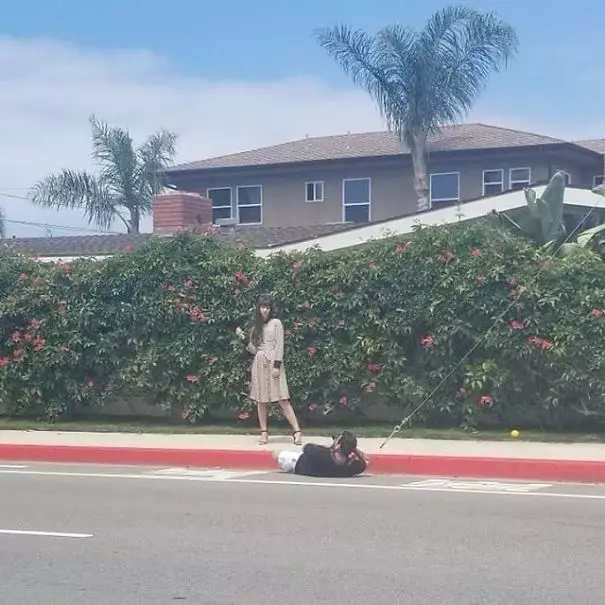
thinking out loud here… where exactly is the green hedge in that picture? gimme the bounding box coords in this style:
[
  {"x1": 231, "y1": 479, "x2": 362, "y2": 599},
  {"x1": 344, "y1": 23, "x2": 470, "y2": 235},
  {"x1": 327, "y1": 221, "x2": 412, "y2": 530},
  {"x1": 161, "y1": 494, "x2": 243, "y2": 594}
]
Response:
[{"x1": 1, "y1": 220, "x2": 605, "y2": 430}]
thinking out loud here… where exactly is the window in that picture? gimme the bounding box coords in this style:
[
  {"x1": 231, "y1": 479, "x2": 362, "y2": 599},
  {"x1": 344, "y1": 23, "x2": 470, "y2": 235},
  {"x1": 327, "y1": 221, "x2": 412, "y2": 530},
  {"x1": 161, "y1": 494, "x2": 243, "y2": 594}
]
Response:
[
  {"x1": 306, "y1": 181, "x2": 324, "y2": 203},
  {"x1": 342, "y1": 178, "x2": 371, "y2": 223},
  {"x1": 594, "y1": 175, "x2": 604, "y2": 187},
  {"x1": 236, "y1": 185, "x2": 262, "y2": 224},
  {"x1": 429, "y1": 172, "x2": 460, "y2": 206},
  {"x1": 207, "y1": 188, "x2": 232, "y2": 224},
  {"x1": 483, "y1": 169, "x2": 504, "y2": 197},
  {"x1": 555, "y1": 170, "x2": 571, "y2": 185},
  {"x1": 509, "y1": 168, "x2": 531, "y2": 190}
]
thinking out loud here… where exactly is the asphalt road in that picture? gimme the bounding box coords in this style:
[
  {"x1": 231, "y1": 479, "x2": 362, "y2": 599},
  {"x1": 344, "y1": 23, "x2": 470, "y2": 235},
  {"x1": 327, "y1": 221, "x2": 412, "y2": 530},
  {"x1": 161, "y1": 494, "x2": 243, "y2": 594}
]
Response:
[{"x1": 1, "y1": 463, "x2": 605, "y2": 604}]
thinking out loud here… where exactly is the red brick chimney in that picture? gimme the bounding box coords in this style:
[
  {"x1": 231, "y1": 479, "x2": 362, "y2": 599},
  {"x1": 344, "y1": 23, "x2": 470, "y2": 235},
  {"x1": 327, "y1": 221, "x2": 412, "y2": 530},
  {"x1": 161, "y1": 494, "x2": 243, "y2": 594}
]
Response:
[{"x1": 152, "y1": 191, "x2": 213, "y2": 235}]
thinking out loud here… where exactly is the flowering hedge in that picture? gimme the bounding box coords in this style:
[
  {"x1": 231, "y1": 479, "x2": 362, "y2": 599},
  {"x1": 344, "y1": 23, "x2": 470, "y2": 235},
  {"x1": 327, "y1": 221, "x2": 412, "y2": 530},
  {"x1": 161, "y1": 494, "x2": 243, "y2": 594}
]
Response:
[{"x1": 1, "y1": 220, "x2": 605, "y2": 430}]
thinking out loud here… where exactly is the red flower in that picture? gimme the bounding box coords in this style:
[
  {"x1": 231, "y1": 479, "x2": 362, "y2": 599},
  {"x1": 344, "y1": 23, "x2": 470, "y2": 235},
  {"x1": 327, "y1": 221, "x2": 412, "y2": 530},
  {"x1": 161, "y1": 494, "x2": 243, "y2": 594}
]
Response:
[
  {"x1": 367, "y1": 362, "x2": 381, "y2": 374},
  {"x1": 237, "y1": 411, "x2": 250, "y2": 421},
  {"x1": 591, "y1": 308, "x2": 604, "y2": 318},
  {"x1": 527, "y1": 336, "x2": 553, "y2": 350},
  {"x1": 308, "y1": 404, "x2": 318, "y2": 412},
  {"x1": 0, "y1": 357, "x2": 9, "y2": 367},
  {"x1": 478, "y1": 394, "x2": 493, "y2": 406},
  {"x1": 471, "y1": 248, "x2": 481, "y2": 256},
  {"x1": 307, "y1": 344, "x2": 317, "y2": 358},
  {"x1": 291, "y1": 260, "x2": 303, "y2": 269},
  {"x1": 232, "y1": 272, "x2": 250, "y2": 286},
  {"x1": 339, "y1": 396, "x2": 348, "y2": 407},
  {"x1": 396, "y1": 242, "x2": 411, "y2": 254},
  {"x1": 420, "y1": 335, "x2": 434, "y2": 348},
  {"x1": 188, "y1": 306, "x2": 209, "y2": 323},
  {"x1": 437, "y1": 250, "x2": 455, "y2": 263},
  {"x1": 186, "y1": 374, "x2": 199, "y2": 383},
  {"x1": 11, "y1": 331, "x2": 21, "y2": 344},
  {"x1": 32, "y1": 336, "x2": 46, "y2": 351},
  {"x1": 509, "y1": 319, "x2": 525, "y2": 331},
  {"x1": 13, "y1": 349, "x2": 24, "y2": 361}
]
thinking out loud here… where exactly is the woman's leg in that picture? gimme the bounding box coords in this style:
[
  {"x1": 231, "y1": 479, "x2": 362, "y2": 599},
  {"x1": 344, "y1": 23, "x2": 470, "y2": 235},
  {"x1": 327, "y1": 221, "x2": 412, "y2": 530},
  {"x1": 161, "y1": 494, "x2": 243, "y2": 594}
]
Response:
[
  {"x1": 279, "y1": 399, "x2": 302, "y2": 444},
  {"x1": 257, "y1": 402, "x2": 269, "y2": 444}
]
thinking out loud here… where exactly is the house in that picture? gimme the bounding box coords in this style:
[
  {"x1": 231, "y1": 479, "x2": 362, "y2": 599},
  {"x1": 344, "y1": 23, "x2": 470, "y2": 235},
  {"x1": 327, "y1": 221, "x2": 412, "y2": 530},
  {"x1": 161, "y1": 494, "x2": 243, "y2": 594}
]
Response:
[
  {"x1": 5, "y1": 186, "x2": 605, "y2": 262},
  {"x1": 163, "y1": 123, "x2": 605, "y2": 229}
]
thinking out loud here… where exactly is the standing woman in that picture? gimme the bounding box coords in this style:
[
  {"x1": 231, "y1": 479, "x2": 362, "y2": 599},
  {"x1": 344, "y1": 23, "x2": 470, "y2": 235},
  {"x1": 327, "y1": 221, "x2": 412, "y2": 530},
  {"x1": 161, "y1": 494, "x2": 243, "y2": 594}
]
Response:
[{"x1": 236, "y1": 295, "x2": 302, "y2": 446}]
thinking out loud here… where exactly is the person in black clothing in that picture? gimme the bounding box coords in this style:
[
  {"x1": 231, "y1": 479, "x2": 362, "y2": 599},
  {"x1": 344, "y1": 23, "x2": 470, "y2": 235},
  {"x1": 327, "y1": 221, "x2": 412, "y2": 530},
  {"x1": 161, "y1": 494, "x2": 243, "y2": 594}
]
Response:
[{"x1": 275, "y1": 431, "x2": 368, "y2": 478}]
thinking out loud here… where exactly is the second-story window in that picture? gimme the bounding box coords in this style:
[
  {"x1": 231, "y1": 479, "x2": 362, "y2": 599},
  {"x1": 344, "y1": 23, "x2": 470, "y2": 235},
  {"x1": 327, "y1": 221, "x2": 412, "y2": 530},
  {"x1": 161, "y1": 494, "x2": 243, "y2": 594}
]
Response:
[
  {"x1": 237, "y1": 185, "x2": 262, "y2": 224},
  {"x1": 343, "y1": 178, "x2": 371, "y2": 223},
  {"x1": 306, "y1": 181, "x2": 324, "y2": 203},
  {"x1": 483, "y1": 169, "x2": 504, "y2": 196},
  {"x1": 207, "y1": 188, "x2": 232, "y2": 224}
]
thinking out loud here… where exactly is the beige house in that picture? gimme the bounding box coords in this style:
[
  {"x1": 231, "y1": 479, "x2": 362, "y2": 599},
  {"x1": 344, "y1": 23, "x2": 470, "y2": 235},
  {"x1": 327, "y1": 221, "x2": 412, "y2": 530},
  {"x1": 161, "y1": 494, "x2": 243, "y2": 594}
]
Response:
[{"x1": 163, "y1": 123, "x2": 605, "y2": 228}]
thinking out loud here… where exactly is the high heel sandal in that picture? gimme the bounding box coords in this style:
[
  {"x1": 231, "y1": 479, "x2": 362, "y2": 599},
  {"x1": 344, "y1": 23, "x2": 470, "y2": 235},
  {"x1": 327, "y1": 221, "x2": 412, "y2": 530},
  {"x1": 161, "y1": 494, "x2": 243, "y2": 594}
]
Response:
[
  {"x1": 258, "y1": 430, "x2": 269, "y2": 445},
  {"x1": 292, "y1": 430, "x2": 302, "y2": 446}
]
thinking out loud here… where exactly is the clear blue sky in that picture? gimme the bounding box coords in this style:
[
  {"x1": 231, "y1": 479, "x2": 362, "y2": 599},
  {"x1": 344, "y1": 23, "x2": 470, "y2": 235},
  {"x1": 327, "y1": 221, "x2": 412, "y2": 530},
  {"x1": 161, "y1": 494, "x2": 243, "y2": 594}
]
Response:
[{"x1": 3, "y1": 0, "x2": 602, "y2": 125}]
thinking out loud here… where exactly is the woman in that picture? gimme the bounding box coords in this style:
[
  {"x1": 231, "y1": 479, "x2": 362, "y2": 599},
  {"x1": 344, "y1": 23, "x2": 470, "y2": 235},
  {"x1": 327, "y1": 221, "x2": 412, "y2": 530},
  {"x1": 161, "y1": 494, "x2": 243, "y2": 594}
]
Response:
[
  {"x1": 236, "y1": 295, "x2": 302, "y2": 446},
  {"x1": 275, "y1": 431, "x2": 368, "y2": 478}
]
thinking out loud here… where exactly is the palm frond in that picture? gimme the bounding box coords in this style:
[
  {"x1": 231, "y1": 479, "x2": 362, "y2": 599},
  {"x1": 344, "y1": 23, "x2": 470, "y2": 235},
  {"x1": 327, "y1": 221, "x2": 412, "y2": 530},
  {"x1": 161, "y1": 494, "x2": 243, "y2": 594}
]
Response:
[
  {"x1": 314, "y1": 25, "x2": 404, "y2": 132},
  {"x1": 136, "y1": 129, "x2": 177, "y2": 212},
  {"x1": 89, "y1": 115, "x2": 138, "y2": 201},
  {"x1": 29, "y1": 169, "x2": 120, "y2": 231}
]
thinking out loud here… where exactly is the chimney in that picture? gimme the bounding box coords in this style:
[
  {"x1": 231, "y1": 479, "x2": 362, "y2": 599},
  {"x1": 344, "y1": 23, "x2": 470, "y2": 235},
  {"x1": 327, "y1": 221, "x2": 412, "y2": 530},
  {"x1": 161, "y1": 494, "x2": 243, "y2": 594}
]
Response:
[{"x1": 152, "y1": 191, "x2": 213, "y2": 235}]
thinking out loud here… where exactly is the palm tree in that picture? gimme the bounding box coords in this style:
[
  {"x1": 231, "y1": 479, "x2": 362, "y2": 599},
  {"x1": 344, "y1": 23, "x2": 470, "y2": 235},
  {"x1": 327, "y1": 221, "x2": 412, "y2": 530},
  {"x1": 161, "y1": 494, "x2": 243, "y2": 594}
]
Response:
[
  {"x1": 30, "y1": 116, "x2": 177, "y2": 234},
  {"x1": 315, "y1": 5, "x2": 518, "y2": 212}
]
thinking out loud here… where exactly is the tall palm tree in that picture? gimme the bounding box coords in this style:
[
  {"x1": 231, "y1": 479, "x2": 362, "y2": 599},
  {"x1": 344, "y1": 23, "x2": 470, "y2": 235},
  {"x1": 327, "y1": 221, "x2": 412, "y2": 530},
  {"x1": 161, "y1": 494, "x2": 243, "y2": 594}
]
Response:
[
  {"x1": 315, "y1": 5, "x2": 518, "y2": 212},
  {"x1": 30, "y1": 116, "x2": 177, "y2": 234}
]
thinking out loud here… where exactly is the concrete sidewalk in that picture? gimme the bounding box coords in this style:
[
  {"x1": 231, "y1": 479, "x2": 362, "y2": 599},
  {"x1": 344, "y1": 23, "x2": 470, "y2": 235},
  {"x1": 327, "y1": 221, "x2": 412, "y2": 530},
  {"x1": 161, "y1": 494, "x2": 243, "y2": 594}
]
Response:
[{"x1": 2, "y1": 430, "x2": 605, "y2": 482}]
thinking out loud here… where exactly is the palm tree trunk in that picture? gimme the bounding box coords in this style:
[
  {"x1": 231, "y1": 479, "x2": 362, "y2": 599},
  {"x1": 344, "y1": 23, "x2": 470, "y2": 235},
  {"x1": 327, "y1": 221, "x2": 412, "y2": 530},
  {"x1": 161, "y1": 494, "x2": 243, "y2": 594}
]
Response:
[
  {"x1": 128, "y1": 208, "x2": 140, "y2": 234},
  {"x1": 409, "y1": 135, "x2": 430, "y2": 212}
]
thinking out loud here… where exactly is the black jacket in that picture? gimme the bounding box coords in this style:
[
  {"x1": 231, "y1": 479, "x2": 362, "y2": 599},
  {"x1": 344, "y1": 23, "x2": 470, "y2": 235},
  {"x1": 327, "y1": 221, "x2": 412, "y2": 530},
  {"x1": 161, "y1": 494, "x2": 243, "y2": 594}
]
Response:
[{"x1": 294, "y1": 443, "x2": 367, "y2": 478}]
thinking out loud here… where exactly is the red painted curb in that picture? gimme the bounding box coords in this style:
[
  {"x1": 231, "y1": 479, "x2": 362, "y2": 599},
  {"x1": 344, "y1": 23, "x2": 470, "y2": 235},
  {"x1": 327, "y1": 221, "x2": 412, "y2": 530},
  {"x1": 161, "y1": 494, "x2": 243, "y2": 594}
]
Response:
[{"x1": 1, "y1": 444, "x2": 605, "y2": 483}]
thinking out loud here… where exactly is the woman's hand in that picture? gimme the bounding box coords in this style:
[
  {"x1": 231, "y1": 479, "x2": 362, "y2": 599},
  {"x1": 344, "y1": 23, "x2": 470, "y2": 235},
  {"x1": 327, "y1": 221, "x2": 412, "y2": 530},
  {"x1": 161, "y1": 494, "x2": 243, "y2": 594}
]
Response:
[
  {"x1": 271, "y1": 367, "x2": 280, "y2": 379},
  {"x1": 235, "y1": 327, "x2": 245, "y2": 341}
]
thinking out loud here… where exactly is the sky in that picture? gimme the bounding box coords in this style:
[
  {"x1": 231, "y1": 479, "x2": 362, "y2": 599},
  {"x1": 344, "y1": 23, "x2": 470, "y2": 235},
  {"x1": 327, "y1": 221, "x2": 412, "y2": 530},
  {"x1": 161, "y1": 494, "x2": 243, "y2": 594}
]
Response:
[{"x1": 0, "y1": 0, "x2": 603, "y2": 236}]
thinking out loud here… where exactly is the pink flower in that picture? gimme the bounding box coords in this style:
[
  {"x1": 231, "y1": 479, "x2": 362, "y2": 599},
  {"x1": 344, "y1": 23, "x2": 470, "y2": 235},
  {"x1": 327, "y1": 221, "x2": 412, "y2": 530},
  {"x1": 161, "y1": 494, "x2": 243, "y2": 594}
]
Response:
[
  {"x1": 291, "y1": 260, "x2": 303, "y2": 269},
  {"x1": 471, "y1": 248, "x2": 481, "y2": 256},
  {"x1": 478, "y1": 394, "x2": 493, "y2": 406},
  {"x1": 188, "y1": 306, "x2": 209, "y2": 323},
  {"x1": 166, "y1": 283, "x2": 176, "y2": 292},
  {"x1": 237, "y1": 411, "x2": 250, "y2": 421},
  {"x1": 302, "y1": 301, "x2": 311, "y2": 310},
  {"x1": 396, "y1": 242, "x2": 411, "y2": 254},
  {"x1": 477, "y1": 274, "x2": 487, "y2": 284},
  {"x1": 186, "y1": 374, "x2": 199, "y2": 383},
  {"x1": 183, "y1": 279, "x2": 195, "y2": 289},
  {"x1": 368, "y1": 262, "x2": 377, "y2": 270},
  {"x1": 13, "y1": 349, "x2": 24, "y2": 361},
  {"x1": 338, "y1": 396, "x2": 348, "y2": 407},
  {"x1": 509, "y1": 319, "x2": 525, "y2": 331},
  {"x1": 308, "y1": 404, "x2": 317, "y2": 412},
  {"x1": 337, "y1": 319, "x2": 345, "y2": 326},
  {"x1": 527, "y1": 336, "x2": 553, "y2": 350},
  {"x1": 307, "y1": 344, "x2": 317, "y2": 358},
  {"x1": 85, "y1": 380, "x2": 94, "y2": 389},
  {"x1": 364, "y1": 384, "x2": 375, "y2": 393},
  {"x1": 458, "y1": 386, "x2": 467, "y2": 396},
  {"x1": 0, "y1": 357, "x2": 9, "y2": 368},
  {"x1": 29, "y1": 319, "x2": 41, "y2": 330},
  {"x1": 591, "y1": 308, "x2": 604, "y2": 318},
  {"x1": 367, "y1": 362, "x2": 381, "y2": 374},
  {"x1": 32, "y1": 335, "x2": 46, "y2": 351},
  {"x1": 60, "y1": 344, "x2": 69, "y2": 353},
  {"x1": 437, "y1": 250, "x2": 455, "y2": 263},
  {"x1": 232, "y1": 272, "x2": 250, "y2": 286},
  {"x1": 18, "y1": 273, "x2": 27, "y2": 281},
  {"x1": 23, "y1": 332, "x2": 33, "y2": 343},
  {"x1": 420, "y1": 335, "x2": 434, "y2": 348},
  {"x1": 11, "y1": 331, "x2": 20, "y2": 344}
]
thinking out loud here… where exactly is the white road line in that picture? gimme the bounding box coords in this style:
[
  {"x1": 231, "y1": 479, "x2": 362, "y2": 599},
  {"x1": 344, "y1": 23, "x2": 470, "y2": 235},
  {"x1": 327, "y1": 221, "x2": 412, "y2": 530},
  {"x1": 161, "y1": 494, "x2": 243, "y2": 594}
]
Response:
[
  {"x1": 0, "y1": 467, "x2": 604, "y2": 500},
  {"x1": 0, "y1": 529, "x2": 92, "y2": 539}
]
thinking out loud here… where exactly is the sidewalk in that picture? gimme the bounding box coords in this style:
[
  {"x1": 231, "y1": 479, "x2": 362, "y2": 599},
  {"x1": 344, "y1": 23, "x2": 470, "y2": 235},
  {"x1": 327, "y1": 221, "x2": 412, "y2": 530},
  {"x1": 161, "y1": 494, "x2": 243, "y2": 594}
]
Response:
[{"x1": 2, "y1": 430, "x2": 605, "y2": 482}]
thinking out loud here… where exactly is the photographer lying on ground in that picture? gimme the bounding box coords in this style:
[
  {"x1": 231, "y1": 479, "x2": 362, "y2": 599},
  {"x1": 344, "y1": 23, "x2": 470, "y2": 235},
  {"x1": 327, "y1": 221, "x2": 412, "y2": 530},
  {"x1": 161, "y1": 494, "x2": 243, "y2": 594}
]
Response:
[{"x1": 275, "y1": 431, "x2": 369, "y2": 478}]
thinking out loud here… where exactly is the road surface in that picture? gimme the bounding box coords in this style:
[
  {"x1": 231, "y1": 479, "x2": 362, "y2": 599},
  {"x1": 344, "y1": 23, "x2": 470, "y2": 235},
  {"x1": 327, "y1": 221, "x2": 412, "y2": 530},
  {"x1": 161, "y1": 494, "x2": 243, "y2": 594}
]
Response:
[{"x1": 1, "y1": 462, "x2": 604, "y2": 604}]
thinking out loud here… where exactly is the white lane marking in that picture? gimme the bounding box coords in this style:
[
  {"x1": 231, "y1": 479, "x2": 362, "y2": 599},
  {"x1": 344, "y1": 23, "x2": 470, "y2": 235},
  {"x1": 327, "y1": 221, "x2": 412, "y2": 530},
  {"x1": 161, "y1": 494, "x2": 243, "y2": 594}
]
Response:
[
  {"x1": 0, "y1": 468, "x2": 603, "y2": 500},
  {"x1": 0, "y1": 529, "x2": 92, "y2": 539},
  {"x1": 0, "y1": 464, "x2": 27, "y2": 469},
  {"x1": 151, "y1": 468, "x2": 271, "y2": 479},
  {"x1": 406, "y1": 479, "x2": 552, "y2": 493}
]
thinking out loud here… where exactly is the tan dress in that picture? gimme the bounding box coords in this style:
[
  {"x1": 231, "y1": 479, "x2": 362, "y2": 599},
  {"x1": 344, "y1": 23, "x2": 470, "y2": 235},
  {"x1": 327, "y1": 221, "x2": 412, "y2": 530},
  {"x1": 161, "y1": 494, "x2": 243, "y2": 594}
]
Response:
[{"x1": 247, "y1": 318, "x2": 290, "y2": 404}]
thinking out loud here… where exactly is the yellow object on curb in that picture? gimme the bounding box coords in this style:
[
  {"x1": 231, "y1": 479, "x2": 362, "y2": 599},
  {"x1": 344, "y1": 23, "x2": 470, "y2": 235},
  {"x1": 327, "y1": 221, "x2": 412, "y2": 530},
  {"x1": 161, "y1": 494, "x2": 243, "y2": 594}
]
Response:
[{"x1": 510, "y1": 429, "x2": 520, "y2": 438}]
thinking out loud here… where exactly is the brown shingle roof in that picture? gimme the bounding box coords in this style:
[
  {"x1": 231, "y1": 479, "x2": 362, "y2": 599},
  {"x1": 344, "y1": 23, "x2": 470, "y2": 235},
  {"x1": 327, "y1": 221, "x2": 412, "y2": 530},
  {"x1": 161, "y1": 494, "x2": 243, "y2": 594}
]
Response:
[
  {"x1": 576, "y1": 138, "x2": 605, "y2": 154},
  {"x1": 3, "y1": 223, "x2": 355, "y2": 258},
  {"x1": 166, "y1": 123, "x2": 567, "y2": 173}
]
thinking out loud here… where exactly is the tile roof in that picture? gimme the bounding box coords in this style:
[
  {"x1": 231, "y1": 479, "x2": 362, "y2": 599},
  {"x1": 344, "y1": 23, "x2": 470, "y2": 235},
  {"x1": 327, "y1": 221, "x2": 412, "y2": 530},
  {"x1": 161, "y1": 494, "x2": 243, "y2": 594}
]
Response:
[
  {"x1": 3, "y1": 223, "x2": 355, "y2": 258},
  {"x1": 575, "y1": 138, "x2": 605, "y2": 154},
  {"x1": 166, "y1": 123, "x2": 568, "y2": 173}
]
